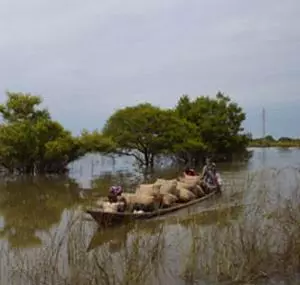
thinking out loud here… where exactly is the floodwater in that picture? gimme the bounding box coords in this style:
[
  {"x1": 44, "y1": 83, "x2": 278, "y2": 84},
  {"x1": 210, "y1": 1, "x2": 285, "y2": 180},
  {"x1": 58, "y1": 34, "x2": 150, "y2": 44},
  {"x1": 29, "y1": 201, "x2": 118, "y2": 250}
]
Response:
[{"x1": 0, "y1": 147, "x2": 300, "y2": 285}]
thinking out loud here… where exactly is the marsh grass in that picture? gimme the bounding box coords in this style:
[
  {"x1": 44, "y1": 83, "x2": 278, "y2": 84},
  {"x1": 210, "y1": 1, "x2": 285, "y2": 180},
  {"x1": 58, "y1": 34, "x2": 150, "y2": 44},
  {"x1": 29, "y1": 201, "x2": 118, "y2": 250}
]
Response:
[
  {"x1": 180, "y1": 167, "x2": 300, "y2": 284},
  {"x1": 5, "y1": 211, "x2": 166, "y2": 285},
  {"x1": 2, "y1": 167, "x2": 300, "y2": 285}
]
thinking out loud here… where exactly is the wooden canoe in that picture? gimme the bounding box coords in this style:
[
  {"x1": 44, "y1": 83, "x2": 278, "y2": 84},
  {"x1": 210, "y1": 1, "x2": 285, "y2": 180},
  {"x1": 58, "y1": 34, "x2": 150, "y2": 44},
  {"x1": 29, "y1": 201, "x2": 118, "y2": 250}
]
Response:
[
  {"x1": 86, "y1": 190, "x2": 220, "y2": 227},
  {"x1": 87, "y1": 202, "x2": 243, "y2": 252}
]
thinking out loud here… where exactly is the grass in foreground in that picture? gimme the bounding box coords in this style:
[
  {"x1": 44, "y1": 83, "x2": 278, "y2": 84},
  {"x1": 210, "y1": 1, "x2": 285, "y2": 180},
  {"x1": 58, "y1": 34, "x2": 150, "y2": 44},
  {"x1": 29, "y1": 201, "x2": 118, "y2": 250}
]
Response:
[
  {"x1": 1, "y1": 167, "x2": 300, "y2": 284},
  {"x1": 181, "y1": 167, "x2": 300, "y2": 284}
]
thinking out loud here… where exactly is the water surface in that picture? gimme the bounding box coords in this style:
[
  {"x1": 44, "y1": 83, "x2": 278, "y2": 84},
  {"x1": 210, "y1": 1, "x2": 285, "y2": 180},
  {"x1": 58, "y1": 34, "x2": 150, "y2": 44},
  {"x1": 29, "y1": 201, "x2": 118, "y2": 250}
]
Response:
[{"x1": 1, "y1": 147, "x2": 300, "y2": 285}]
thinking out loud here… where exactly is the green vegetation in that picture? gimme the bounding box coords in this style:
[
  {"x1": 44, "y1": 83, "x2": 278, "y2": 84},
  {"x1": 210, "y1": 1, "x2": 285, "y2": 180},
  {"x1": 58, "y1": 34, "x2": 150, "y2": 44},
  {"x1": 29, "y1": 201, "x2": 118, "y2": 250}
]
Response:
[
  {"x1": 175, "y1": 92, "x2": 250, "y2": 165},
  {"x1": 250, "y1": 135, "x2": 300, "y2": 147},
  {"x1": 103, "y1": 92, "x2": 249, "y2": 170},
  {"x1": 102, "y1": 103, "x2": 197, "y2": 170},
  {"x1": 0, "y1": 92, "x2": 114, "y2": 174},
  {"x1": 0, "y1": 91, "x2": 249, "y2": 174}
]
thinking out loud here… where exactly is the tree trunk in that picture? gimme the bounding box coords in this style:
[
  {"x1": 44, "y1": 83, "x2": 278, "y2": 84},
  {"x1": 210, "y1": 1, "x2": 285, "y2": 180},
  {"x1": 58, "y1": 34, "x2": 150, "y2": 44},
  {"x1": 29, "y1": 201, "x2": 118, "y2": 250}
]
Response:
[
  {"x1": 144, "y1": 151, "x2": 149, "y2": 169},
  {"x1": 150, "y1": 154, "x2": 155, "y2": 172}
]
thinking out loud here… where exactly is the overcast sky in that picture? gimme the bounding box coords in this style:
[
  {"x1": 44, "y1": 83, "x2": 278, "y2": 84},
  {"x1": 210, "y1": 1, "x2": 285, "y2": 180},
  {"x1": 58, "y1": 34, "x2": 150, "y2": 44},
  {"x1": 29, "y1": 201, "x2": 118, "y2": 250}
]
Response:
[{"x1": 0, "y1": 0, "x2": 299, "y2": 137}]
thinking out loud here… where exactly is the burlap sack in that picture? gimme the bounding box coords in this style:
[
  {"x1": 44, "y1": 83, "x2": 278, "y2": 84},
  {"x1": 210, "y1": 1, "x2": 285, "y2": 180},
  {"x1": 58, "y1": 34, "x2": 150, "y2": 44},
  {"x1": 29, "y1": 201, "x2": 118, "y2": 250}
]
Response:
[
  {"x1": 161, "y1": 193, "x2": 178, "y2": 207},
  {"x1": 177, "y1": 187, "x2": 196, "y2": 202},
  {"x1": 135, "y1": 183, "x2": 161, "y2": 197}
]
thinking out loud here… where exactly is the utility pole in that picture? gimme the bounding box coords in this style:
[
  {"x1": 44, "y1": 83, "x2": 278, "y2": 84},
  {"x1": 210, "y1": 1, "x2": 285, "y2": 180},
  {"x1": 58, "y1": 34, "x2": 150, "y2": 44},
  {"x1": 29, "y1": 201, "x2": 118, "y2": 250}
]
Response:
[
  {"x1": 262, "y1": 107, "x2": 266, "y2": 165},
  {"x1": 262, "y1": 107, "x2": 266, "y2": 139}
]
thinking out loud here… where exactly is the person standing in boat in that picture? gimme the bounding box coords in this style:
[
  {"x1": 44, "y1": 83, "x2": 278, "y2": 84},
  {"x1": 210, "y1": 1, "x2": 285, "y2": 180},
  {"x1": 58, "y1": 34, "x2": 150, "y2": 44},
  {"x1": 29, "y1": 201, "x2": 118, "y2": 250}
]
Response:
[
  {"x1": 201, "y1": 158, "x2": 219, "y2": 192},
  {"x1": 201, "y1": 158, "x2": 212, "y2": 179}
]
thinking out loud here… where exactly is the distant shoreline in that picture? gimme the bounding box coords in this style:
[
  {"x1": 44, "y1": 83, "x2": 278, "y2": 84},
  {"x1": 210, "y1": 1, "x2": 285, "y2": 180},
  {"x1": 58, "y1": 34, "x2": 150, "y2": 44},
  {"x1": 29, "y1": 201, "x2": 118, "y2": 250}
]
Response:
[{"x1": 249, "y1": 142, "x2": 300, "y2": 148}]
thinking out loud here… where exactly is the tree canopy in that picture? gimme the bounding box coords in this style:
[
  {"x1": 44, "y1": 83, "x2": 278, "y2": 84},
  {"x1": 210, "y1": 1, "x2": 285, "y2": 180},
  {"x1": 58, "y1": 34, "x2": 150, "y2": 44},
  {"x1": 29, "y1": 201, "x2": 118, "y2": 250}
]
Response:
[
  {"x1": 101, "y1": 93, "x2": 249, "y2": 169},
  {"x1": 0, "y1": 92, "x2": 113, "y2": 174},
  {"x1": 102, "y1": 103, "x2": 197, "y2": 170},
  {"x1": 175, "y1": 92, "x2": 249, "y2": 164},
  {"x1": 0, "y1": 91, "x2": 250, "y2": 174}
]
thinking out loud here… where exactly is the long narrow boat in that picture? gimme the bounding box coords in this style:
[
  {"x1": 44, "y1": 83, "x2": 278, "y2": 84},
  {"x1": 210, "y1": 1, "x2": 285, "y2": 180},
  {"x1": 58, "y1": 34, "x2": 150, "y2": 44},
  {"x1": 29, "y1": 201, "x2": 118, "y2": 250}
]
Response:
[{"x1": 86, "y1": 190, "x2": 219, "y2": 227}]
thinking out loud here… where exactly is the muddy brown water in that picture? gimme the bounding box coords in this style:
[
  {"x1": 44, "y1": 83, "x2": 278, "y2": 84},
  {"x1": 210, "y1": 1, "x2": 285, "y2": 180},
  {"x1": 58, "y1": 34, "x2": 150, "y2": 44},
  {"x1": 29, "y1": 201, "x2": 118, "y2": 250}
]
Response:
[{"x1": 1, "y1": 147, "x2": 300, "y2": 285}]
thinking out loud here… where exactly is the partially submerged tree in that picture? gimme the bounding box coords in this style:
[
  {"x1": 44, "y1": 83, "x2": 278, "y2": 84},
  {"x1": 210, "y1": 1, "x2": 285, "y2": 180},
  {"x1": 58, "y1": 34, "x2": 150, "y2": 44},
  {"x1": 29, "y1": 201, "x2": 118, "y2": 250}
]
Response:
[
  {"x1": 175, "y1": 92, "x2": 249, "y2": 164},
  {"x1": 0, "y1": 91, "x2": 250, "y2": 173},
  {"x1": 102, "y1": 103, "x2": 194, "y2": 170},
  {"x1": 0, "y1": 92, "x2": 113, "y2": 174}
]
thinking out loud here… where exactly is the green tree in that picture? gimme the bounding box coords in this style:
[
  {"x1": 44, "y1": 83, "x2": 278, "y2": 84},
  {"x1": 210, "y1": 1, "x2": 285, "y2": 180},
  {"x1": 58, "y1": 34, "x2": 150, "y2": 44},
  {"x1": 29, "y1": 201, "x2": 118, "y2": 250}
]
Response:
[
  {"x1": 79, "y1": 129, "x2": 116, "y2": 153},
  {"x1": 175, "y1": 92, "x2": 249, "y2": 163},
  {"x1": 264, "y1": 135, "x2": 275, "y2": 141},
  {"x1": 0, "y1": 92, "x2": 50, "y2": 122},
  {"x1": 0, "y1": 92, "x2": 113, "y2": 174},
  {"x1": 0, "y1": 92, "x2": 79, "y2": 173},
  {"x1": 102, "y1": 103, "x2": 194, "y2": 170}
]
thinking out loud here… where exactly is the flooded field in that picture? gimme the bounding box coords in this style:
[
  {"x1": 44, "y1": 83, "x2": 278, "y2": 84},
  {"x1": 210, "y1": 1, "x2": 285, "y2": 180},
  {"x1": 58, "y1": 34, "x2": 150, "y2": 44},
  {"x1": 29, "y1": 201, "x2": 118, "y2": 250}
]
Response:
[{"x1": 1, "y1": 147, "x2": 300, "y2": 284}]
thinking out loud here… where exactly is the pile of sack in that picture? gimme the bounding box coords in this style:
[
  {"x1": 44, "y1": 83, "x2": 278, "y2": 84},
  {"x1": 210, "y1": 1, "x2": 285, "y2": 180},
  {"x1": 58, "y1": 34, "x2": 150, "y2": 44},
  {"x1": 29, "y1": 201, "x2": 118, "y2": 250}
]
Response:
[{"x1": 97, "y1": 174, "x2": 208, "y2": 213}]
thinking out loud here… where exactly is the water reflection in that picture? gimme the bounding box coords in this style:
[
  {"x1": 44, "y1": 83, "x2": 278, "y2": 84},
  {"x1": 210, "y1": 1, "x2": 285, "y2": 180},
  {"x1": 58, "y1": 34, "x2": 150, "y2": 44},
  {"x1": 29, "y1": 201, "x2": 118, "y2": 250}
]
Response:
[
  {"x1": 170, "y1": 203, "x2": 244, "y2": 229},
  {"x1": 87, "y1": 203, "x2": 244, "y2": 254},
  {"x1": 87, "y1": 223, "x2": 135, "y2": 253},
  {"x1": 0, "y1": 176, "x2": 80, "y2": 249}
]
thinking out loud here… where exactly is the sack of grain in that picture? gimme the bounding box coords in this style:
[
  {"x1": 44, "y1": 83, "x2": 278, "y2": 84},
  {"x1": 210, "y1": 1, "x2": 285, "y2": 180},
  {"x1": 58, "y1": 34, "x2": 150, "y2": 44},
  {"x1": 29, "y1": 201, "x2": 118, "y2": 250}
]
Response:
[
  {"x1": 121, "y1": 193, "x2": 161, "y2": 212},
  {"x1": 194, "y1": 185, "x2": 206, "y2": 197},
  {"x1": 177, "y1": 187, "x2": 196, "y2": 202},
  {"x1": 153, "y1": 178, "x2": 166, "y2": 187},
  {"x1": 154, "y1": 178, "x2": 176, "y2": 187},
  {"x1": 177, "y1": 181, "x2": 195, "y2": 191},
  {"x1": 177, "y1": 181, "x2": 204, "y2": 197},
  {"x1": 135, "y1": 183, "x2": 161, "y2": 197},
  {"x1": 161, "y1": 193, "x2": 178, "y2": 208},
  {"x1": 159, "y1": 179, "x2": 178, "y2": 196}
]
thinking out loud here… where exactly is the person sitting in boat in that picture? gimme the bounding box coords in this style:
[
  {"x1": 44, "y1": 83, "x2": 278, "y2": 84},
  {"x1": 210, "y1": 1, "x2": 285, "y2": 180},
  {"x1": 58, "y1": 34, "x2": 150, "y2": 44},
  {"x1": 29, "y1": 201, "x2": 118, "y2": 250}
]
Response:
[
  {"x1": 108, "y1": 185, "x2": 123, "y2": 203},
  {"x1": 184, "y1": 166, "x2": 197, "y2": 177}
]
